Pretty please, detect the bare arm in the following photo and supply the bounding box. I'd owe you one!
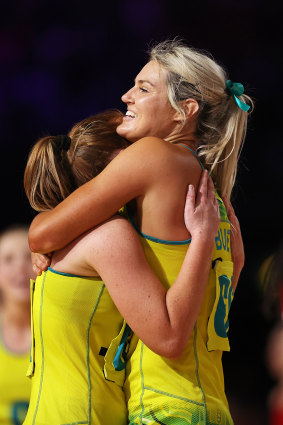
[29,138,170,254]
[222,196,244,290]
[87,171,220,358]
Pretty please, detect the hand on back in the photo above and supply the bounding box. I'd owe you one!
[184,170,220,240]
[31,252,51,276]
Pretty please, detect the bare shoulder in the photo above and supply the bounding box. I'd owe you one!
[52,216,138,276]
[107,137,201,188]
[82,215,138,256]
[118,137,179,173]
[130,137,201,167]
[118,137,172,160]
[129,136,173,155]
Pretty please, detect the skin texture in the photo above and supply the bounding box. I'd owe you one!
[0,230,33,352]
[42,171,220,358]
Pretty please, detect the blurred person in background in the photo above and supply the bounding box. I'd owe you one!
[262,241,283,424]
[267,323,283,424]
[0,225,33,425]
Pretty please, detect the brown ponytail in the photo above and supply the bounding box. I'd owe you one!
[24,110,129,212]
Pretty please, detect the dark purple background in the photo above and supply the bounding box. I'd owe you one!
[1,1,282,423]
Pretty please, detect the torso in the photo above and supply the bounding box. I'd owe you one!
[124,193,235,425]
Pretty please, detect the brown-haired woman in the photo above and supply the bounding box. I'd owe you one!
[23,110,221,425]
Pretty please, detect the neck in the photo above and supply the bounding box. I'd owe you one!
[164,135,196,148]
[163,124,197,147]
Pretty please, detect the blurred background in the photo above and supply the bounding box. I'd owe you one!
[1,0,282,423]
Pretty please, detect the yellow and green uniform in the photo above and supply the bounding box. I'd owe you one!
[125,147,234,425]
[24,268,130,425]
[0,326,30,425]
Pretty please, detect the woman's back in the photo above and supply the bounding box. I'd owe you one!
[133,139,203,242]
[24,266,127,425]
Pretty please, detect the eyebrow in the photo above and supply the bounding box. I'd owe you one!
[135,79,155,87]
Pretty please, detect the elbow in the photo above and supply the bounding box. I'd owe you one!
[28,227,40,252]
[164,340,186,359]
[163,349,183,360]
[29,221,54,253]
[153,335,187,359]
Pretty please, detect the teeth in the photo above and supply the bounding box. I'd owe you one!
[126,111,136,118]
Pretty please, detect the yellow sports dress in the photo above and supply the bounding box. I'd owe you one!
[23,268,131,425]
[0,324,31,425]
[125,147,234,425]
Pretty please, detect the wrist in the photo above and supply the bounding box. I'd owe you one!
[190,233,215,250]
[191,230,215,243]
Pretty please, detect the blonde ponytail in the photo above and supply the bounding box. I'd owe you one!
[150,39,253,199]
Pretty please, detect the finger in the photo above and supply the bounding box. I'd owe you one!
[184,184,195,214]
[34,258,48,271]
[33,264,42,276]
[196,169,208,205]
[184,185,195,230]
[38,254,51,269]
[40,260,49,271]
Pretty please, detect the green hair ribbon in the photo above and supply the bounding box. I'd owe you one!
[226,80,250,112]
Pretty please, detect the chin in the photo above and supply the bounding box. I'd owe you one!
[116,123,127,136]
[116,126,137,143]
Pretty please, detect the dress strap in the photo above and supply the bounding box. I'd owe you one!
[177,144,205,170]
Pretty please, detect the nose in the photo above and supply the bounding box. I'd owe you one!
[121,86,134,104]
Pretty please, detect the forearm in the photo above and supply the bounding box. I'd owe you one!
[92,219,216,358]
[165,235,215,350]
[28,142,154,253]
[29,176,134,253]
[129,236,215,358]
[118,237,215,358]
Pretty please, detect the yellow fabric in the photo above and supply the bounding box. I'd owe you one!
[23,269,127,425]
[124,195,235,425]
[0,331,30,425]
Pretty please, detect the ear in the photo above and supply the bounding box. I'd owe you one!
[173,99,199,122]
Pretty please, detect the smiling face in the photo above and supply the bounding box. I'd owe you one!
[0,229,33,305]
[117,60,178,142]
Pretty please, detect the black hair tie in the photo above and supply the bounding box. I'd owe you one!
[55,135,71,152]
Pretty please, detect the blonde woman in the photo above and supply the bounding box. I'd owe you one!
[0,226,33,425]
[29,40,250,424]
